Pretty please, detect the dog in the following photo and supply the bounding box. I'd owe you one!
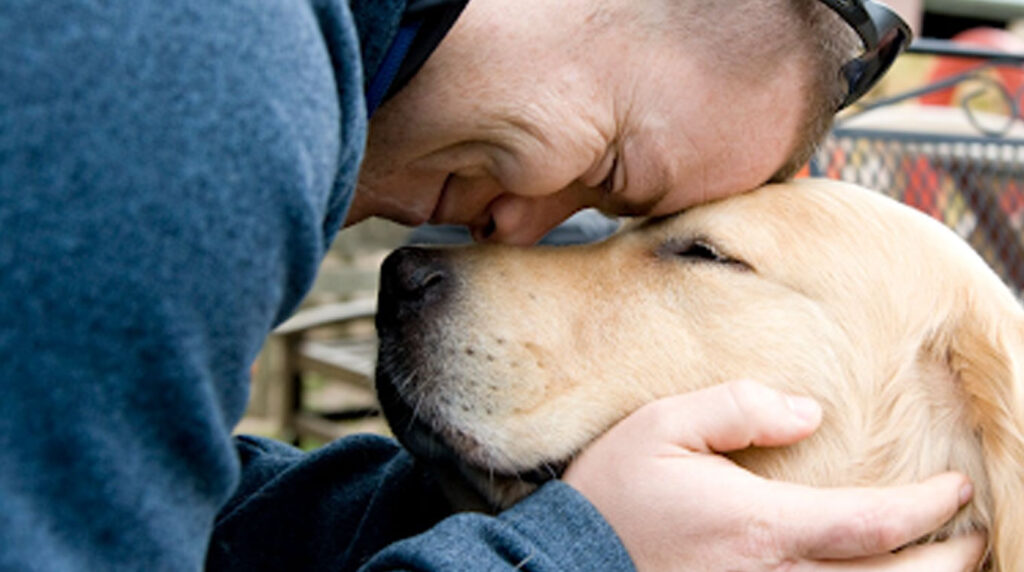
[373,178,1024,570]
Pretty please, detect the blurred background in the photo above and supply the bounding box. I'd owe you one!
[239,0,1024,445]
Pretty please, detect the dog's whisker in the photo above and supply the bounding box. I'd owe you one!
[403,378,429,435]
[408,394,425,427]
[395,369,417,395]
[543,462,558,480]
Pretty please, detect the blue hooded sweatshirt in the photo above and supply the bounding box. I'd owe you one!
[0,0,634,570]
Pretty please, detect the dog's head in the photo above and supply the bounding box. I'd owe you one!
[374,179,1024,568]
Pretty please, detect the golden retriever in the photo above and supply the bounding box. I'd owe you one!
[373,178,1024,570]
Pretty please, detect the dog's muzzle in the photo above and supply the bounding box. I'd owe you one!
[374,246,569,509]
[375,246,469,480]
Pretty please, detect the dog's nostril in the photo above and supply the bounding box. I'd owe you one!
[408,267,445,295]
[389,248,449,295]
[378,246,453,320]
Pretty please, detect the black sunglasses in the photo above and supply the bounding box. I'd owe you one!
[817,0,913,109]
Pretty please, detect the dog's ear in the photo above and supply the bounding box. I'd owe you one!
[944,297,1024,571]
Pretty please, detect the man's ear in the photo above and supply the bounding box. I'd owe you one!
[945,302,1024,571]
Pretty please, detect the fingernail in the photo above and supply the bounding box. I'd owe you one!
[786,395,821,424]
[959,480,974,505]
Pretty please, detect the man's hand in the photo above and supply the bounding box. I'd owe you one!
[563,380,985,571]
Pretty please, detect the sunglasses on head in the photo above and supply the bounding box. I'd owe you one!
[817,0,913,109]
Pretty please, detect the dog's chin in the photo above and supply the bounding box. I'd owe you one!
[400,422,564,513]
[375,365,567,512]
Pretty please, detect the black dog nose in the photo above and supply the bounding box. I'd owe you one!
[376,246,452,328]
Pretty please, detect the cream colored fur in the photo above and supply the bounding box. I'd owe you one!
[377,179,1024,570]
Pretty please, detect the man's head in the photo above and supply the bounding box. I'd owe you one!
[348,0,860,244]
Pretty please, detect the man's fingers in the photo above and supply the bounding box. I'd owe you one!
[780,472,974,560]
[811,532,987,571]
[567,383,982,570]
[638,380,823,453]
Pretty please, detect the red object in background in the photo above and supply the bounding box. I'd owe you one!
[921,28,1024,108]
[902,154,942,218]
[909,29,1024,227]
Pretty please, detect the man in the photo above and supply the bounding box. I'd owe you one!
[0,0,984,570]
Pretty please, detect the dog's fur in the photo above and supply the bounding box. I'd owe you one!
[374,179,1024,570]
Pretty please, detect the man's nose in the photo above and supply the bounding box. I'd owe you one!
[483,187,595,246]
[375,246,453,329]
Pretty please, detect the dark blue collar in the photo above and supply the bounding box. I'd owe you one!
[365,0,469,116]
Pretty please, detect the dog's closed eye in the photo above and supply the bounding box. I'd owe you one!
[660,238,749,270]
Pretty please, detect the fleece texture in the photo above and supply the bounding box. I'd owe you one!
[0,1,634,570]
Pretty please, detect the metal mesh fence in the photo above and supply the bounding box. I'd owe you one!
[807,40,1024,298]
[809,129,1024,296]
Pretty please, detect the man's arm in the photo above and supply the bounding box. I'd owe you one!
[361,481,634,571]
[0,0,361,567]
[209,435,634,571]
